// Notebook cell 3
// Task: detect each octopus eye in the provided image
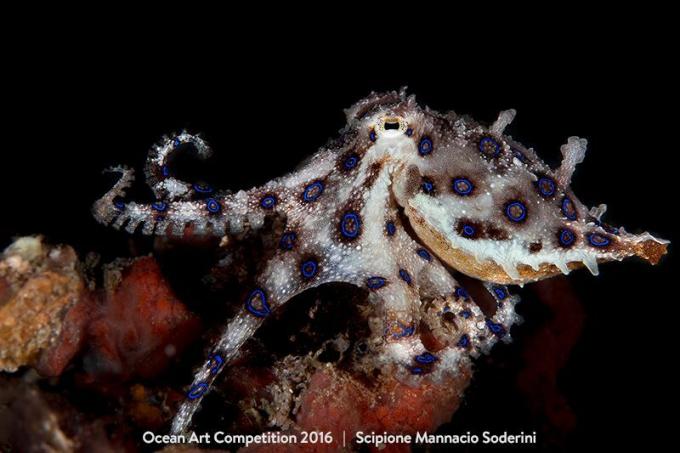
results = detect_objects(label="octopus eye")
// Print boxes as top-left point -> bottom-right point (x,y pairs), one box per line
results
340,211 -> 361,239
383,119 -> 401,130
558,227 -> 576,248
260,194 -> 277,209
478,136 -> 501,159
151,201 -> 168,212
457,334 -> 470,348
588,232 -> 611,248
398,268 -> 412,285
406,127 -> 413,136
205,198 -> 222,214
504,200 -> 528,223
300,259 -> 319,280
561,196 -> 577,220
452,177 -> 474,196
366,276 -> 387,290
536,176 -> 557,198
279,231 -> 297,251
418,137 -> 433,156
245,288 -> 271,317
302,181 -> 325,203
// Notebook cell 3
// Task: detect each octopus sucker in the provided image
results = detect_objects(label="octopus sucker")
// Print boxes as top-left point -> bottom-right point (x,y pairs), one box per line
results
92,89 -> 669,435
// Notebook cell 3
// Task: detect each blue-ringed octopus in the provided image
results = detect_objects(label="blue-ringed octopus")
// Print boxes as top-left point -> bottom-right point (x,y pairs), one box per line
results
92,89 -> 669,435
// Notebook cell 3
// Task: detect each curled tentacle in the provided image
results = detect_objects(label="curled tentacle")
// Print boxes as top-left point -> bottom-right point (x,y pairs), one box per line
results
92,165 -> 229,237
144,131 -> 214,201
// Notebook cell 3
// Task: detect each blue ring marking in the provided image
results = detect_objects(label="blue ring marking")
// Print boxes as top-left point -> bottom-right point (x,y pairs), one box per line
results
173,137 -> 181,148
558,228 -> 576,247
366,276 -> 386,290
302,181 -> 325,202
206,198 -> 222,214
193,182 -> 214,194
406,128 -> 413,137
511,147 -> 529,163
260,194 -> 277,209
151,201 -> 168,212
410,366 -> 424,375
418,137 -> 433,156
561,197 -> 577,220
400,324 -> 415,337
300,259 -> 319,279
245,288 -> 271,317
187,382 -> 209,400
462,224 -> 476,238
486,319 -> 506,337
460,310 -> 472,319
340,212 -> 361,239
343,154 -> 359,170
389,322 -> 415,339
536,176 -> 557,198
415,352 -> 438,364
369,130 -> 377,141
113,198 -> 126,210
457,334 -> 470,348
455,286 -> 469,300
279,231 -> 297,250
161,165 -> 170,177
452,177 -> 474,196
478,136 -> 501,158
588,233 -> 611,247
505,200 -> 527,222
386,221 -> 396,236
417,248 -> 432,261
492,286 -> 508,300
208,354 -> 223,375
399,269 -> 412,285
421,178 -> 435,194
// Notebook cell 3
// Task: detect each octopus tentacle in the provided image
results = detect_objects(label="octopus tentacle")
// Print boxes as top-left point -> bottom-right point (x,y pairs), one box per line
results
171,312 -> 263,435
144,131 -> 214,201
91,165 -> 135,226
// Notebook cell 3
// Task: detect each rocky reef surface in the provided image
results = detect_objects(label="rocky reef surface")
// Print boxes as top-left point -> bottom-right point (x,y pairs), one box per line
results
0,236 -> 579,452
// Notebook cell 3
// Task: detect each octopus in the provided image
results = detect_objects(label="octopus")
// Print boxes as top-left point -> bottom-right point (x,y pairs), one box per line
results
92,89 -> 669,435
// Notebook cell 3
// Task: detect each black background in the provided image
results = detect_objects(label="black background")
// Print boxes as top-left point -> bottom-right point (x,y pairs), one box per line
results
2,22 -> 678,451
